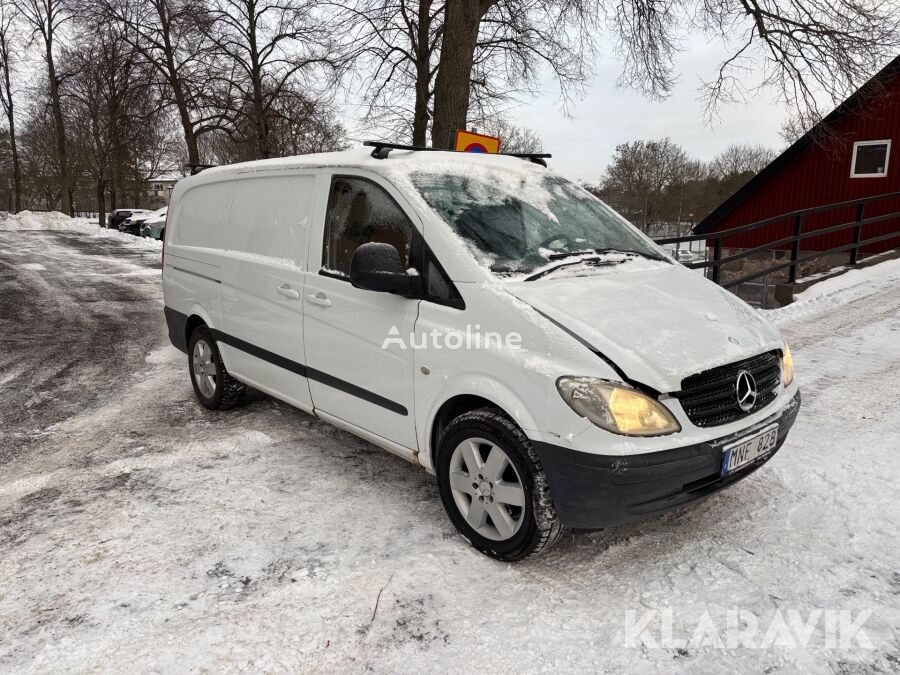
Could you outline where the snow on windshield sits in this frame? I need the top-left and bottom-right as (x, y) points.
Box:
(407, 164), (661, 277)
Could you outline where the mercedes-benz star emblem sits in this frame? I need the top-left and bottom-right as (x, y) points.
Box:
(735, 370), (757, 412)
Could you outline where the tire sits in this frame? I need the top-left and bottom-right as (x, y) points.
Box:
(188, 326), (246, 410)
(436, 407), (566, 561)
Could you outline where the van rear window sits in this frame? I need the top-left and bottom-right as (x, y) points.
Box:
(174, 181), (234, 249)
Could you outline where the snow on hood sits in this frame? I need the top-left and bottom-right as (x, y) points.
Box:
(506, 261), (783, 392)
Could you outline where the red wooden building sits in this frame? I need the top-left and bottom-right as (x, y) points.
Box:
(694, 56), (900, 264)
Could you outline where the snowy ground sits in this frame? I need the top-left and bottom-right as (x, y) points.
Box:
(1, 214), (898, 673)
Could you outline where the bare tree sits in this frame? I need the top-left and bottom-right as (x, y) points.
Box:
(337, 0), (594, 147)
(480, 117), (543, 153)
(201, 84), (346, 162)
(710, 143), (777, 179)
(701, 1), (900, 123)
(101, 0), (223, 165)
(594, 138), (690, 232)
(430, 0), (485, 147)
(62, 24), (175, 224)
(20, 0), (74, 215)
(203, 0), (338, 159)
(18, 96), (62, 209)
(430, 1), (900, 149)
(331, 0), (442, 145)
(467, 0), (595, 131)
(0, 1), (22, 212)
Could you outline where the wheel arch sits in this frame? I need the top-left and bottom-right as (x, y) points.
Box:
(424, 382), (539, 473)
(185, 313), (207, 350)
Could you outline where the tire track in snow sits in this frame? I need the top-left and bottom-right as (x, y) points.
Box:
(0, 231), (164, 465)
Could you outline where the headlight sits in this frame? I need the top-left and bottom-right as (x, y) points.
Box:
(556, 377), (681, 436)
(782, 343), (794, 386)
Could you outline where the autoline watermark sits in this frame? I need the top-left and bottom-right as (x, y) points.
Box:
(381, 324), (523, 350)
(615, 608), (874, 650)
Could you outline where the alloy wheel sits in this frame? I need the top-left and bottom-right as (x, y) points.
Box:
(448, 437), (526, 541)
(192, 339), (216, 398)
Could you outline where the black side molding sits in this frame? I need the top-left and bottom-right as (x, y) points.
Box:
(210, 329), (307, 377)
(163, 306), (408, 415)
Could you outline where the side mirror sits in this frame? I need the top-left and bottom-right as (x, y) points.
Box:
(349, 242), (422, 296)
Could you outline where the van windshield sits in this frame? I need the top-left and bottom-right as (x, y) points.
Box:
(410, 171), (663, 277)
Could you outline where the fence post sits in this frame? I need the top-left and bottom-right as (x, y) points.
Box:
(849, 202), (865, 265)
(711, 238), (722, 284)
(788, 215), (803, 284)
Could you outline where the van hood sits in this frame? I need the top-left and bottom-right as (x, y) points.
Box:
(506, 262), (783, 393)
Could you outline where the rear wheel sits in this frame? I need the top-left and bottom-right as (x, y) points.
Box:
(436, 407), (566, 561)
(188, 326), (245, 410)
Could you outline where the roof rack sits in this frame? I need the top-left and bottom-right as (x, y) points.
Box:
(185, 163), (216, 175)
(362, 140), (551, 167)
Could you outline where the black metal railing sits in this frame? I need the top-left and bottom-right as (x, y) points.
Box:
(654, 191), (900, 288)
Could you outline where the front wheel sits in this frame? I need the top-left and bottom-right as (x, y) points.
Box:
(436, 408), (566, 561)
(188, 326), (246, 410)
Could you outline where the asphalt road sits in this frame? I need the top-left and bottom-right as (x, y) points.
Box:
(0, 231), (167, 464)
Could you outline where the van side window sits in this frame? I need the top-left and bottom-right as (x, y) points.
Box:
(227, 175), (314, 266)
(323, 177), (414, 276)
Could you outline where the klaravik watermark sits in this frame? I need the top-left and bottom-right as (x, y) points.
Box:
(381, 324), (523, 351)
(615, 608), (874, 650)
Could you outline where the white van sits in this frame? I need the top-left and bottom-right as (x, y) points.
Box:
(162, 146), (800, 561)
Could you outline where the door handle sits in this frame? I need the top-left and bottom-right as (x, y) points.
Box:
(277, 284), (301, 300)
(306, 292), (332, 308)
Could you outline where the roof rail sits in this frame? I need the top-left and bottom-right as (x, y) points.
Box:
(362, 140), (551, 167)
(185, 163), (216, 175)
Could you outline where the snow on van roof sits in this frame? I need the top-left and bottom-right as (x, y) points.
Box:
(183, 146), (550, 182)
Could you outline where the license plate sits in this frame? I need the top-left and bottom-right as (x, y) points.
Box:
(720, 424), (779, 476)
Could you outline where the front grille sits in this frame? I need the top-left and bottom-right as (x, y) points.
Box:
(674, 351), (781, 427)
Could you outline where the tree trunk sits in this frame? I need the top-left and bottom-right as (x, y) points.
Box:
(96, 181), (106, 228)
(430, 0), (488, 149)
(1, 61), (21, 212)
(251, 75), (269, 159)
(46, 44), (72, 215)
(411, 0), (433, 146)
(159, 6), (200, 165)
(172, 80), (199, 165)
(248, 12), (269, 160)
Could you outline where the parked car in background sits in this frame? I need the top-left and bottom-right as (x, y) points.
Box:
(139, 208), (168, 239)
(674, 249), (695, 263)
(119, 210), (155, 235)
(106, 208), (149, 230)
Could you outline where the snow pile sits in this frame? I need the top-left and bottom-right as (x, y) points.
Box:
(0, 210), (96, 232)
(0, 210), (161, 249)
(766, 255), (900, 325)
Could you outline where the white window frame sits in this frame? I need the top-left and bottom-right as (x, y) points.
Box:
(850, 139), (891, 178)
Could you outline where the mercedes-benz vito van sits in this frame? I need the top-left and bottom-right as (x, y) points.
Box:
(162, 145), (800, 561)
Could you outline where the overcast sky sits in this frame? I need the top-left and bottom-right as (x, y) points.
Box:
(505, 39), (793, 183)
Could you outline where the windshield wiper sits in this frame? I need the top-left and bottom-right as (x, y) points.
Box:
(491, 265), (532, 276)
(593, 247), (670, 263)
(546, 249), (595, 260)
(524, 248), (668, 282)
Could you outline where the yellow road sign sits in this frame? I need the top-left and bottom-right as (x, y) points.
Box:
(454, 129), (501, 154)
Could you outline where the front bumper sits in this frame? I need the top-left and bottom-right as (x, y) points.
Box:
(533, 390), (801, 529)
